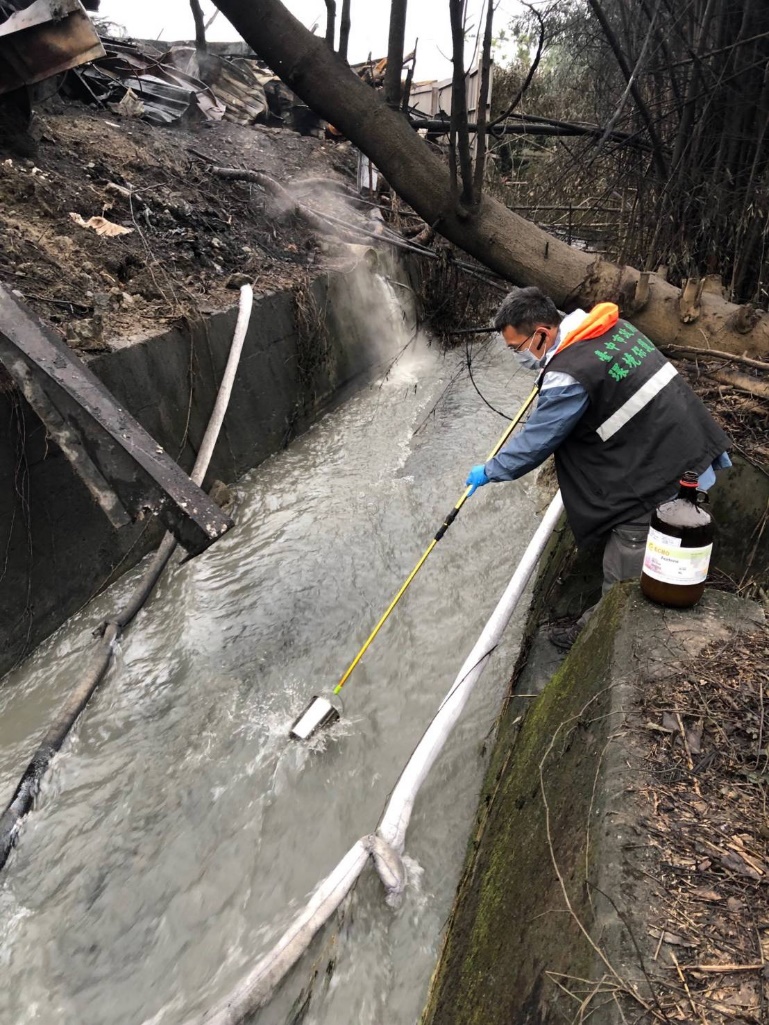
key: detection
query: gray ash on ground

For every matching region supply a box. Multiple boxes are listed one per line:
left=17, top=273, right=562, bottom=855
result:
left=0, top=100, right=357, bottom=347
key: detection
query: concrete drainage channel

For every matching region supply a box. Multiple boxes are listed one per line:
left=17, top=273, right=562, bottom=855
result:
left=0, top=265, right=552, bottom=1025
left=1, top=254, right=767, bottom=1023
left=177, top=493, right=565, bottom=1025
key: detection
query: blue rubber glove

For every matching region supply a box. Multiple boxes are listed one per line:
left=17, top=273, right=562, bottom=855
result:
left=466, top=464, right=489, bottom=496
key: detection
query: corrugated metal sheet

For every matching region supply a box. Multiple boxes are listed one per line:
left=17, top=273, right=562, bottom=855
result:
left=76, top=39, right=226, bottom=124
left=410, top=64, right=492, bottom=122
left=205, top=57, right=268, bottom=125
left=164, top=46, right=267, bottom=125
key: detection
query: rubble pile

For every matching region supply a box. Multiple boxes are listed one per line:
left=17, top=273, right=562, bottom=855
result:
left=0, top=5, right=397, bottom=349
left=67, top=37, right=321, bottom=133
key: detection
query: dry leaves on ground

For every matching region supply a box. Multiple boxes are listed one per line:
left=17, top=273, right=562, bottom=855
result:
left=633, top=626, right=769, bottom=1024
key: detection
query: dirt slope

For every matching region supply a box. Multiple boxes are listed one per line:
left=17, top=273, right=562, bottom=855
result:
left=0, top=99, right=356, bottom=348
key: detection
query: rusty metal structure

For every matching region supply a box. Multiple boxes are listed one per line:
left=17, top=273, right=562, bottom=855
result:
left=0, top=0, right=104, bottom=96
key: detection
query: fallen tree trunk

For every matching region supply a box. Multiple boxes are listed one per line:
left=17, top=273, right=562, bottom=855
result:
left=213, top=0, right=769, bottom=358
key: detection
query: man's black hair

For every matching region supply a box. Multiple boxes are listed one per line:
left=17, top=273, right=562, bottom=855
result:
left=493, top=287, right=561, bottom=335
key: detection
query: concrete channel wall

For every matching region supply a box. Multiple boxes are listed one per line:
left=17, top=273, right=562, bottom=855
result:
left=0, top=263, right=412, bottom=679
left=421, top=581, right=764, bottom=1025
left=420, top=461, right=768, bottom=1025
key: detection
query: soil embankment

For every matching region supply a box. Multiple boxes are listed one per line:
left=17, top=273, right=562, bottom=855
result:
left=0, top=100, right=355, bottom=348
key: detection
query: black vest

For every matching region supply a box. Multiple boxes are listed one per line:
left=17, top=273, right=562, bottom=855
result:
left=542, top=319, right=730, bottom=546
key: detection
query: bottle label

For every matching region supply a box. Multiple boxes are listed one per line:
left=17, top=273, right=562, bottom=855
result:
left=642, top=527, right=712, bottom=585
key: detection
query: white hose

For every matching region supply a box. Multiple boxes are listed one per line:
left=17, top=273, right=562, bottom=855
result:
left=363, top=833, right=406, bottom=907
left=178, top=490, right=564, bottom=1025
left=379, top=491, right=565, bottom=852
left=188, top=841, right=370, bottom=1025
left=191, top=285, right=253, bottom=486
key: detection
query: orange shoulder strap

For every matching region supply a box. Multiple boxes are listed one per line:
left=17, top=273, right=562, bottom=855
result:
left=559, top=303, right=620, bottom=352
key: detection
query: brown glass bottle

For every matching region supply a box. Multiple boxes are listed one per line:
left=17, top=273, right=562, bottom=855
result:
left=640, top=471, right=714, bottom=608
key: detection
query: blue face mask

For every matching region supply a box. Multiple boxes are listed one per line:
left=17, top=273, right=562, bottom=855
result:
left=513, top=347, right=544, bottom=371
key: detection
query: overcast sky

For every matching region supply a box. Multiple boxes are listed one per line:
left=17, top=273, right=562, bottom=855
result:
left=97, top=0, right=522, bottom=81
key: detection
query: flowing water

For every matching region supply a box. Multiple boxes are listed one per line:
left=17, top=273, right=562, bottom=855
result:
left=0, top=291, right=545, bottom=1025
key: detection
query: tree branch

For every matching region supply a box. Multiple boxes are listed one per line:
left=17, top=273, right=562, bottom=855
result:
left=661, top=344, right=769, bottom=371
left=323, top=0, right=336, bottom=50
left=646, top=27, right=769, bottom=74
left=401, top=41, right=417, bottom=113
left=472, top=0, right=495, bottom=205
left=706, top=368, right=769, bottom=399
left=413, top=113, right=653, bottom=148
left=384, top=0, right=408, bottom=109
left=488, top=3, right=545, bottom=129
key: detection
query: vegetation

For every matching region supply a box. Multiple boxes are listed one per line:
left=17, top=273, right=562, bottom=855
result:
left=491, top=1, right=769, bottom=307
left=208, top=0, right=769, bottom=357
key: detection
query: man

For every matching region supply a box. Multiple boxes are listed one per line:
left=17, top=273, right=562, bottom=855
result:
left=465, top=287, right=731, bottom=649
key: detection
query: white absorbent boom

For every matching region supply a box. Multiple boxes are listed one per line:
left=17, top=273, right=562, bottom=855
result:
left=179, top=492, right=565, bottom=1025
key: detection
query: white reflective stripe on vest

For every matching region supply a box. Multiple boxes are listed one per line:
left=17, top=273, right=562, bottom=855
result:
left=596, top=362, right=678, bottom=441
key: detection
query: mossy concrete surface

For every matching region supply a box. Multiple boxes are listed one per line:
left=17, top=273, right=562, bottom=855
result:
left=707, top=454, right=769, bottom=585
left=420, top=584, right=763, bottom=1025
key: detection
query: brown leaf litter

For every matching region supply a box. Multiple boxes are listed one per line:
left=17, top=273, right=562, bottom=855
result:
left=677, top=358, right=769, bottom=470
left=627, top=625, right=769, bottom=1023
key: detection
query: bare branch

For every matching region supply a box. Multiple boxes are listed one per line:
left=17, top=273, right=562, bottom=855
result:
left=472, top=0, right=496, bottom=204
left=384, top=0, right=408, bottom=109
left=401, top=40, right=417, bottom=113
left=488, top=3, right=546, bottom=130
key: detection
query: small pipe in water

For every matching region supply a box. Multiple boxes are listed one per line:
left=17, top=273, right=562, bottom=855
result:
left=443, top=325, right=498, bottom=336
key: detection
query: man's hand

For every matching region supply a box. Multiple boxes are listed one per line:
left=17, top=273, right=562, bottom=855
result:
left=465, top=464, right=489, bottom=496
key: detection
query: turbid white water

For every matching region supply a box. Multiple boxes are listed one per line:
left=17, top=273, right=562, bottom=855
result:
left=0, top=305, right=546, bottom=1025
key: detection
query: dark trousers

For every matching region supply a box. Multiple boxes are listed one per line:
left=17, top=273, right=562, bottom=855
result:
left=576, top=511, right=653, bottom=628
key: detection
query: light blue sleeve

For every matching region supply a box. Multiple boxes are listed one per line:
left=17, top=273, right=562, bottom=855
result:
left=698, top=451, right=732, bottom=491
left=484, top=381, right=589, bottom=482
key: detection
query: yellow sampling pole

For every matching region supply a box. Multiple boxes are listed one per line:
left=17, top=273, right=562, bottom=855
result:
left=332, top=385, right=539, bottom=695
left=289, top=385, right=539, bottom=738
